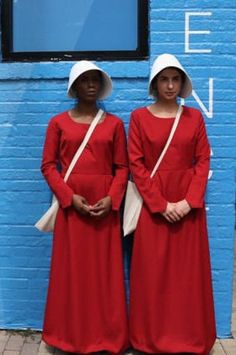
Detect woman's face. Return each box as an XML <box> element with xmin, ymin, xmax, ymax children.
<box><xmin>154</xmin><ymin>68</ymin><xmax>183</xmax><ymax>102</ymax></box>
<box><xmin>73</xmin><ymin>70</ymin><xmax>102</xmax><ymax>102</ymax></box>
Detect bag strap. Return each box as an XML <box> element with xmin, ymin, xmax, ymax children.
<box><xmin>150</xmin><ymin>105</ymin><xmax>183</xmax><ymax>178</ymax></box>
<box><xmin>64</xmin><ymin>108</ymin><xmax>104</xmax><ymax>182</ymax></box>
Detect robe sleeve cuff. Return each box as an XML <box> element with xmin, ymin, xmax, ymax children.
<box><xmin>108</xmin><ymin>193</ymin><xmax>120</xmax><ymax>212</ymax></box>
<box><xmin>57</xmin><ymin>190</ymin><xmax>74</xmax><ymax>209</ymax></box>
<box><xmin>185</xmin><ymin>195</ymin><xmax>204</xmax><ymax>209</ymax></box>
<box><xmin>146</xmin><ymin>199</ymin><xmax>168</xmax><ymax>214</ymax></box>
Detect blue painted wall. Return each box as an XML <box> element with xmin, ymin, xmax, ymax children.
<box><xmin>0</xmin><ymin>0</ymin><xmax>235</xmax><ymax>337</ymax></box>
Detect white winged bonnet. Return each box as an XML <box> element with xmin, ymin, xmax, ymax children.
<box><xmin>67</xmin><ymin>60</ymin><xmax>112</xmax><ymax>100</ymax></box>
<box><xmin>149</xmin><ymin>54</ymin><xmax>192</xmax><ymax>99</ymax></box>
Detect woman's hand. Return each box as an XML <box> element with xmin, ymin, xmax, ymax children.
<box><xmin>162</xmin><ymin>202</ymin><xmax>182</xmax><ymax>223</ymax></box>
<box><xmin>175</xmin><ymin>199</ymin><xmax>191</xmax><ymax>217</ymax></box>
<box><xmin>162</xmin><ymin>199</ymin><xmax>191</xmax><ymax>223</ymax></box>
<box><xmin>89</xmin><ymin>196</ymin><xmax>112</xmax><ymax>219</ymax></box>
<box><xmin>72</xmin><ymin>194</ymin><xmax>90</xmax><ymax>216</ymax></box>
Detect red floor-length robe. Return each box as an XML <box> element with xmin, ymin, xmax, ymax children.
<box><xmin>41</xmin><ymin>111</ymin><xmax>129</xmax><ymax>354</ymax></box>
<box><xmin>128</xmin><ymin>106</ymin><xmax>216</xmax><ymax>354</ymax></box>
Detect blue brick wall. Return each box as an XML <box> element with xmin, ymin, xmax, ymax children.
<box><xmin>0</xmin><ymin>0</ymin><xmax>235</xmax><ymax>337</ymax></box>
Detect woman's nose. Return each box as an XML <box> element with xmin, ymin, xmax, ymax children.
<box><xmin>168</xmin><ymin>80</ymin><xmax>173</xmax><ymax>88</ymax></box>
<box><xmin>88</xmin><ymin>79</ymin><xmax>94</xmax><ymax>87</ymax></box>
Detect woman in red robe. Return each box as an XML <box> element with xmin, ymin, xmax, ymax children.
<box><xmin>41</xmin><ymin>61</ymin><xmax>129</xmax><ymax>354</ymax></box>
<box><xmin>128</xmin><ymin>54</ymin><xmax>216</xmax><ymax>354</ymax></box>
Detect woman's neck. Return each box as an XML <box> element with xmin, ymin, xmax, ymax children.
<box><xmin>74</xmin><ymin>102</ymin><xmax>98</xmax><ymax>115</ymax></box>
<box><xmin>148</xmin><ymin>100</ymin><xmax>180</xmax><ymax>118</ymax></box>
<box><xmin>155</xmin><ymin>99</ymin><xmax>179</xmax><ymax>110</ymax></box>
<box><xmin>69</xmin><ymin>102</ymin><xmax>100</xmax><ymax>123</ymax></box>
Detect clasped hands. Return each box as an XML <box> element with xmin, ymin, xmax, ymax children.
<box><xmin>162</xmin><ymin>199</ymin><xmax>191</xmax><ymax>223</ymax></box>
<box><xmin>72</xmin><ymin>194</ymin><xmax>112</xmax><ymax>219</ymax></box>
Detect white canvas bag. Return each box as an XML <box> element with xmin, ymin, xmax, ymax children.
<box><xmin>35</xmin><ymin>109</ymin><xmax>104</xmax><ymax>233</ymax></box>
<box><xmin>123</xmin><ymin>105</ymin><xmax>183</xmax><ymax>236</ymax></box>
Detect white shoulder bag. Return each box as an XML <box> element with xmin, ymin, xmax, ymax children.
<box><xmin>123</xmin><ymin>105</ymin><xmax>183</xmax><ymax>236</ymax></box>
<box><xmin>35</xmin><ymin>109</ymin><xmax>104</xmax><ymax>233</ymax></box>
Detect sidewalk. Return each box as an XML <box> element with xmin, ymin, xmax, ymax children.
<box><xmin>0</xmin><ymin>255</ymin><xmax>236</xmax><ymax>355</ymax></box>
<box><xmin>0</xmin><ymin>326</ymin><xmax>236</xmax><ymax>355</ymax></box>
<box><xmin>0</xmin><ymin>330</ymin><xmax>236</xmax><ymax>355</ymax></box>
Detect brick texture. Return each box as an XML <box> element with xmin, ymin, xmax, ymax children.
<box><xmin>0</xmin><ymin>0</ymin><xmax>235</xmax><ymax>338</ymax></box>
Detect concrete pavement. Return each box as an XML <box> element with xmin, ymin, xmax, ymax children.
<box><xmin>0</xmin><ymin>329</ymin><xmax>236</xmax><ymax>355</ymax></box>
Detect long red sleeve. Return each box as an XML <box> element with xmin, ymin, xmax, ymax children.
<box><xmin>185</xmin><ymin>114</ymin><xmax>210</xmax><ymax>208</ymax></box>
<box><xmin>108</xmin><ymin>121</ymin><xmax>129</xmax><ymax>211</ymax></box>
<box><xmin>41</xmin><ymin>118</ymin><xmax>74</xmax><ymax>208</ymax></box>
<box><xmin>128</xmin><ymin>111</ymin><xmax>167</xmax><ymax>213</ymax></box>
